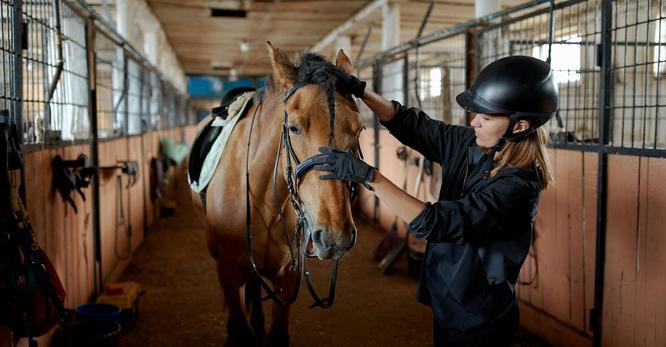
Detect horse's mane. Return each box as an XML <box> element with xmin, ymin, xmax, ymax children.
<box><xmin>263</xmin><ymin>52</ymin><xmax>347</xmax><ymax>144</ymax></box>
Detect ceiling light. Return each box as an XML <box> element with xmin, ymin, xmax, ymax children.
<box><xmin>240</xmin><ymin>40</ymin><xmax>250</xmax><ymax>53</ymax></box>
<box><xmin>209</xmin><ymin>0</ymin><xmax>247</xmax><ymax>18</ymax></box>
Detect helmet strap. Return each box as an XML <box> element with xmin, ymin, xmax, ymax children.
<box><xmin>501</xmin><ymin>118</ymin><xmax>537</xmax><ymax>142</ymax></box>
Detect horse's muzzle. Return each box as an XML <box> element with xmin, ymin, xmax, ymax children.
<box><xmin>309</xmin><ymin>227</ymin><xmax>356</xmax><ymax>260</ymax></box>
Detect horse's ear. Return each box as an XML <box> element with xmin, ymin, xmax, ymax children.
<box><xmin>266</xmin><ymin>41</ymin><xmax>296</xmax><ymax>90</ymax></box>
<box><xmin>335</xmin><ymin>49</ymin><xmax>353</xmax><ymax>74</ymax></box>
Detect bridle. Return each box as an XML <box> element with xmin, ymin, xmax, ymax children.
<box><xmin>244</xmin><ymin>82</ymin><xmax>360</xmax><ymax>309</ymax></box>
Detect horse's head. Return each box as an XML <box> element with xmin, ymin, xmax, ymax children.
<box><xmin>267</xmin><ymin>43</ymin><xmax>362</xmax><ymax>260</ymax></box>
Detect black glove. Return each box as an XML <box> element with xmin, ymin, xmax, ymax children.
<box><xmin>314</xmin><ymin>66</ymin><xmax>366</xmax><ymax>98</ymax></box>
<box><xmin>312</xmin><ymin>147</ymin><xmax>375</xmax><ymax>188</ymax></box>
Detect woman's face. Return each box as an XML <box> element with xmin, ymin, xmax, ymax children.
<box><xmin>470</xmin><ymin>113</ymin><xmax>510</xmax><ymax>148</ymax></box>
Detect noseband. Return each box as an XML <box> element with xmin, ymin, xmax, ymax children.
<box><xmin>244</xmin><ymin>82</ymin><xmax>360</xmax><ymax>309</ymax></box>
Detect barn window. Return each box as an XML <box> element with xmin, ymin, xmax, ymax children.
<box><xmin>532</xmin><ymin>35</ymin><xmax>582</xmax><ymax>84</ymax></box>
<box><xmin>418</xmin><ymin>67</ymin><xmax>442</xmax><ymax>99</ymax></box>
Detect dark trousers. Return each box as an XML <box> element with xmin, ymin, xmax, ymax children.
<box><xmin>433</xmin><ymin>302</ymin><xmax>519</xmax><ymax>347</ymax></box>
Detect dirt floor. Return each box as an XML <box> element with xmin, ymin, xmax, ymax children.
<box><xmin>116</xmin><ymin>182</ymin><xmax>550</xmax><ymax>347</ymax></box>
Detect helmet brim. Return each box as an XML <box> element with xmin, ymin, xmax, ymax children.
<box><xmin>456</xmin><ymin>90</ymin><xmax>510</xmax><ymax>115</ymax></box>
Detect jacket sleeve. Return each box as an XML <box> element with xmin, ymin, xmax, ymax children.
<box><xmin>381</xmin><ymin>101</ymin><xmax>473</xmax><ymax>164</ymax></box>
<box><xmin>407</xmin><ymin>176</ymin><xmax>539</xmax><ymax>244</ymax></box>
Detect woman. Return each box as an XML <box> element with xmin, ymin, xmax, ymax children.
<box><xmin>312</xmin><ymin>56</ymin><xmax>558</xmax><ymax>346</ymax></box>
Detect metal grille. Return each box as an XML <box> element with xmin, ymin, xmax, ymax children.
<box><xmin>95</xmin><ymin>29</ymin><xmax>125</xmax><ymax>138</ymax></box>
<box><xmin>407</xmin><ymin>34</ymin><xmax>467</xmax><ymax>125</ymax></box>
<box><xmin>477</xmin><ymin>0</ymin><xmax>602</xmax><ymax>146</ymax></box>
<box><xmin>163</xmin><ymin>85</ymin><xmax>175</xmax><ymax>129</ymax></box>
<box><xmin>127</xmin><ymin>57</ymin><xmax>142</xmax><ymax>135</ymax></box>
<box><xmin>140</xmin><ymin>65</ymin><xmax>151</xmax><ymax>132</ymax></box>
<box><xmin>2</xmin><ymin>0</ymin><xmax>191</xmax><ymax>145</ymax></box>
<box><xmin>1</xmin><ymin>0</ymin><xmax>19</xmax><ymax>120</ymax></box>
<box><xmin>610</xmin><ymin>0</ymin><xmax>666</xmax><ymax>150</ymax></box>
<box><xmin>380</xmin><ymin>57</ymin><xmax>406</xmax><ymax>105</ymax></box>
<box><xmin>19</xmin><ymin>0</ymin><xmax>54</xmax><ymax>144</ymax></box>
<box><xmin>148</xmin><ymin>70</ymin><xmax>161</xmax><ymax>130</ymax></box>
<box><xmin>20</xmin><ymin>0</ymin><xmax>89</xmax><ymax>144</ymax></box>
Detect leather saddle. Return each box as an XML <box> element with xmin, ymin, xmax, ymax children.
<box><xmin>188</xmin><ymin>86</ymin><xmax>256</xmax><ymax>185</ymax></box>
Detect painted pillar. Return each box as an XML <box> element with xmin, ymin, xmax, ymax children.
<box><xmin>382</xmin><ymin>1</ymin><xmax>400</xmax><ymax>50</ymax></box>
<box><xmin>381</xmin><ymin>1</ymin><xmax>403</xmax><ymax>102</ymax></box>
<box><xmin>116</xmin><ymin>0</ymin><xmax>129</xmax><ymax>37</ymax></box>
<box><xmin>475</xmin><ymin>0</ymin><xmax>501</xmax><ymax>18</ymax></box>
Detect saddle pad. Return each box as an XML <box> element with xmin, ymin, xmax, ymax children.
<box><xmin>188</xmin><ymin>91</ymin><xmax>255</xmax><ymax>193</ymax></box>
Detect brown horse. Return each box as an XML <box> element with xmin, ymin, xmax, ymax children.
<box><xmin>190</xmin><ymin>44</ymin><xmax>362</xmax><ymax>346</ymax></box>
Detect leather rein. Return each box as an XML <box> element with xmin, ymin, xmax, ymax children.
<box><xmin>244</xmin><ymin>82</ymin><xmax>357</xmax><ymax>309</ymax></box>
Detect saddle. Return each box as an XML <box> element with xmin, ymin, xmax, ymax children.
<box><xmin>188</xmin><ymin>87</ymin><xmax>256</xmax><ymax>207</ymax></box>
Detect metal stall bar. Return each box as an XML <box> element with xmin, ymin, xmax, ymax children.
<box><xmin>592</xmin><ymin>1</ymin><xmax>612</xmax><ymax>346</ymax></box>
<box><xmin>1</xmin><ymin>0</ymin><xmax>24</xmax><ymax>133</ymax></box>
<box><xmin>84</xmin><ymin>12</ymin><xmax>103</xmax><ymax>296</ymax></box>
<box><xmin>372</xmin><ymin>61</ymin><xmax>381</xmax><ymax>220</ymax></box>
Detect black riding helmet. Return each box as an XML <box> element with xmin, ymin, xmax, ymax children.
<box><xmin>456</xmin><ymin>56</ymin><xmax>559</xmax><ymax>142</ymax></box>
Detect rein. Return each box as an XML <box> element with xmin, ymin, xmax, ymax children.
<box><xmin>244</xmin><ymin>82</ymin><xmax>350</xmax><ymax>309</ymax></box>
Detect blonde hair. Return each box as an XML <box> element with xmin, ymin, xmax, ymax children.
<box><xmin>490</xmin><ymin>126</ymin><xmax>555</xmax><ymax>190</ymax></box>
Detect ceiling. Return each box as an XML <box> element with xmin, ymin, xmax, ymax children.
<box><xmin>145</xmin><ymin>0</ymin><xmax>535</xmax><ymax>77</ymax></box>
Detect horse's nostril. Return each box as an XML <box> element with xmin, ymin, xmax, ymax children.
<box><xmin>312</xmin><ymin>229</ymin><xmax>324</xmax><ymax>247</ymax></box>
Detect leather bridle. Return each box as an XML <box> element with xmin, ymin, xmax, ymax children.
<box><xmin>244</xmin><ymin>82</ymin><xmax>360</xmax><ymax>309</ymax></box>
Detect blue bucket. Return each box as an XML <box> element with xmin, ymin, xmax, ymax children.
<box><xmin>68</xmin><ymin>320</ymin><xmax>121</xmax><ymax>347</ymax></box>
<box><xmin>75</xmin><ymin>303</ymin><xmax>122</xmax><ymax>322</ymax></box>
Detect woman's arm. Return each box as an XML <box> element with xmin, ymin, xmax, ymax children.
<box><xmin>360</xmin><ymin>89</ymin><xmax>396</xmax><ymax>123</ymax></box>
<box><xmin>368</xmin><ymin>170</ymin><xmax>425</xmax><ymax>224</ymax></box>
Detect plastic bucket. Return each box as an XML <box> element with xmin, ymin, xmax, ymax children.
<box><xmin>75</xmin><ymin>303</ymin><xmax>122</xmax><ymax>322</ymax></box>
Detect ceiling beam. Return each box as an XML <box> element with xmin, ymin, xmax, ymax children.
<box><xmin>311</xmin><ymin>0</ymin><xmax>387</xmax><ymax>53</ymax></box>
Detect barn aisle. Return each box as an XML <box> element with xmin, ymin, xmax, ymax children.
<box><xmin>115</xmin><ymin>172</ymin><xmax>546</xmax><ymax>347</ymax></box>
<box><xmin>115</xmin><ymin>172</ymin><xmax>433</xmax><ymax>346</ymax></box>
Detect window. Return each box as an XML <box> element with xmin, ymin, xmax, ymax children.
<box><xmin>532</xmin><ymin>36</ymin><xmax>581</xmax><ymax>84</ymax></box>
<box><xmin>418</xmin><ymin>67</ymin><xmax>442</xmax><ymax>99</ymax></box>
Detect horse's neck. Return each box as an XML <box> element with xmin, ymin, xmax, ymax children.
<box><xmin>247</xmin><ymin>93</ymin><xmax>289</xmax><ymax>217</ymax></box>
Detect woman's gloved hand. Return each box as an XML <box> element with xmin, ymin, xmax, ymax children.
<box><xmin>312</xmin><ymin>147</ymin><xmax>375</xmax><ymax>188</ymax></box>
<box><xmin>314</xmin><ymin>66</ymin><xmax>366</xmax><ymax>98</ymax></box>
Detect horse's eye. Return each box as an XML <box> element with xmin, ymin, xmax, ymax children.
<box><xmin>289</xmin><ymin>125</ymin><xmax>301</xmax><ymax>134</ymax></box>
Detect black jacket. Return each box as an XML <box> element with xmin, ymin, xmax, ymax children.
<box><xmin>382</xmin><ymin>102</ymin><xmax>541</xmax><ymax>331</ymax></box>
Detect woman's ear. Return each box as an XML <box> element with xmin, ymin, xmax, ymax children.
<box><xmin>513</xmin><ymin>119</ymin><xmax>531</xmax><ymax>133</ymax></box>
